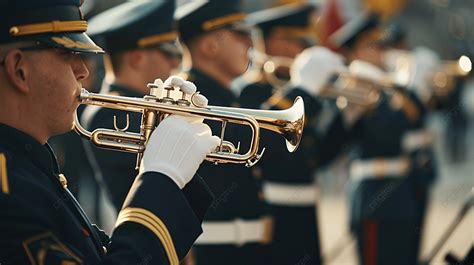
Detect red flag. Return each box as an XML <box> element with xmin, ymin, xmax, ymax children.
<box><xmin>319</xmin><ymin>0</ymin><xmax>345</xmax><ymax>50</ymax></box>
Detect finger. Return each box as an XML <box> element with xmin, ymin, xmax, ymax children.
<box><xmin>180</xmin><ymin>80</ymin><xmax>197</xmax><ymax>95</ymax></box>
<box><xmin>204</xmin><ymin>136</ymin><xmax>221</xmax><ymax>152</ymax></box>
<box><xmin>164</xmin><ymin>75</ymin><xmax>185</xmax><ymax>87</ymax></box>
<box><xmin>192</xmin><ymin>93</ymin><xmax>209</xmax><ymax>108</ymax></box>
<box><xmin>189</xmin><ymin>121</ymin><xmax>213</xmax><ymax>136</ymax></box>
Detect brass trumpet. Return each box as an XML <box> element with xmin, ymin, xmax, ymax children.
<box><xmin>254</xmin><ymin>51</ymin><xmax>390</xmax><ymax>110</ymax></box>
<box><xmin>431</xmin><ymin>55</ymin><xmax>472</xmax><ymax>97</ymax></box>
<box><xmin>250</xmin><ymin>49</ymin><xmax>293</xmax><ymax>90</ymax></box>
<box><xmin>319</xmin><ymin>72</ymin><xmax>399</xmax><ymax>110</ymax></box>
<box><xmin>387</xmin><ymin>50</ymin><xmax>472</xmax><ymax>99</ymax></box>
<box><xmin>74</xmin><ymin>86</ymin><xmax>305</xmax><ymax>168</ymax></box>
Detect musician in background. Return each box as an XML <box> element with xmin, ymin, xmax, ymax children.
<box><xmin>325</xmin><ymin>12</ymin><xmax>437</xmax><ymax>264</ymax></box>
<box><xmin>382</xmin><ymin>24</ymin><xmax>470</xmax><ymax>165</ymax></box>
<box><xmin>82</xmin><ymin>0</ymin><xmax>183</xmax><ymax>211</ymax></box>
<box><xmin>0</xmin><ymin>0</ymin><xmax>219</xmax><ymax>263</ymax></box>
<box><xmin>175</xmin><ymin>1</ymin><xmax>269</xmax><ymax>264</ymax></box>
<box><xmin>238</xmin><ymin>3</ymin><xmax>335</xmax><ymax>264</ymax></box>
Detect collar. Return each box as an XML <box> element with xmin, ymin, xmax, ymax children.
<box><xmin>0</xmin><ymin>123</ymin><xmax>60</xmax><ymax>176</ymax></box>
<box><xmin>188</xmin><ymin>68</ymin><xmax>239</xmax><ymax>107</ymax></box>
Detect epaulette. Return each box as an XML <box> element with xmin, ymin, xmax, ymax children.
<box><xmin>0</xmin><ymin>152</ymin><xmax>9</xmax><ymax>195</ymax></box>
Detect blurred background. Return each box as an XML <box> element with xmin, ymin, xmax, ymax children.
<box><xmin>56</xmin><ymin>0</ymin><xmax>473</xmax><ymax>264</ymax></box>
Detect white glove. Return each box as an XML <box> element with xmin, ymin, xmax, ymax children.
<box><xmin>140</xmin><ymin>79</ymin><xmax>219</xmax><ymax>189</ymax></box>
<box><xmin>348</xmin><ymin>60</ymin><xmax>388</xmax><ymax>83</ymax></box>
<box><xmin>290</xmin><ymin>46</ymin><xmax>346</xmax><ymax>96</ymax></box>
<box><xmin>140</xmin><ymin>115</ymin><xmax>220</xmax><ymax>189</ymax></box>
<box><xmin>164</xmin><ymin>75</ymin><xmax>197</xmax><ymax>95</ymax></box>
<box><xmin>410</xmin><ymin>46</ymin><xmax>440</xmax><ymax>90</ymax></box>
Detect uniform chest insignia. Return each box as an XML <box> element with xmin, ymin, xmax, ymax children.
<box><xmin>22</xmin><ymin>232</ymin><xmax>83</xmax><ymax>265</ymax></box>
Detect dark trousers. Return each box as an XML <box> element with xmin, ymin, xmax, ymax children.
<box><xmin>268</xmin><ymin>205</ymin><xmax>322</xmax><ymax>265</ymax></box>
<box><xmin>353</xmin><ymin>219</ymin><xmax>419</xmax><ymax>265</ymax></box>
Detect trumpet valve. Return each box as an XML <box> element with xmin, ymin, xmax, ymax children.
<box><xmin>176</xmin><ymin>98</ymin><xmax>191</xmax><ymax>106</ymax></box>
<box><xmin>176</xmin><ymin>80</ymin><xmax>197</xmax><ymax>106</ymax></box>
<box><xmin>147</xmin><ymin>78</ymin><xmax>164</xmax><ymax>97</ymax></box>
<box><xmin>161</xmin><ymin>86</ymin><xmax>175</xmax><ymax>104</ymax></box>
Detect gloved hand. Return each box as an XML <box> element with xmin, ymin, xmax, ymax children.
<box><xmin>140</xmin><ymin>78</ymin><xmax>219</xmax><ymax>189</ymax></box>
<box><xmin>348</xmin><ymin>60</ymin><xmax>388</xmax><ymax>83</ymax></box>
<box><xmin>164</xmin><ymin>75</ymin><xmax>197</xmax><ymax>95</ymax></box>
<box><xmin>140</xmin><ymin>115</ymin><xmax>220</xmax><ymax>189</ymax></box>
<box><xmin>410</xmin><ymin>47</ymin><xmax>440</xmax><ymax>97</ymax></box>
<box><xmin>290</xmin><ymin>46</ymin><xmax>346</xmax><ymax>96</ymax></box>
<box><xmin>148</xmin><ymin>75</ymin><xmax>197</xmax><ymax>100</ymax></box>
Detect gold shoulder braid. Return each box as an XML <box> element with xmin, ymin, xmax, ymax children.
<box><xmin>0</xmin><ymin>153</ymin><xmax>9</xmax><ymax>194</ymax></box>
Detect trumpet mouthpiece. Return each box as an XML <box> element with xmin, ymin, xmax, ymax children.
<box><xmin>80</xmin><ymin>88</ymin><xmax>90</xmax><ymax>100</ymax></box>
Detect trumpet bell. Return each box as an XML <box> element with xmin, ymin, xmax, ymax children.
<box><xmin>209</xmin><ymin>96</ymin><xmax>305</xmax><ymax>153</ymax></box>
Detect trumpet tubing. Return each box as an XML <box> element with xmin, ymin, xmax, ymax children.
<box><xmin>320</xmin><ymin>73</ymin><xmax>390</xmax><ymax>109</ymax></box>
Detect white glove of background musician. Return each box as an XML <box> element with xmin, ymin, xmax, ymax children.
<box><xmin>139</xmin><ymin>76</ymin><xmax>220</xmax><ymax>189</ymax></box>
<box><xmin>290</xmin><ymin>46</ymin><xmax>346</xmax><ymax>96</ymax></box>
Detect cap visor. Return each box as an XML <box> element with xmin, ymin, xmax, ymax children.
<box><xmin>36</xmin><ymin>32</ymin><xmax>105</xmax><ymax>54</ymax></box>
<box><xmin>155</xmin><ymin>42</ymin><xmax>182</xmax><ymax>58</ymax></box>
<box><xmin>228</xmin><ymin>22</ymin><xmax>254</xmax><ymax>36</ymax></box>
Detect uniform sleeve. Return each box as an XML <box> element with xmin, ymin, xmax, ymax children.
<box><xmin>0</xmin><ymin>172</ymin><xmax>213</xmax><ymax>265</ymax></box>
<box><xmin>104</xmin><ymin>172</ymin><xmax>212</xmax><ymax>265</ymax></box>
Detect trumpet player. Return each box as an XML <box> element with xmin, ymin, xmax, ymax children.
<box><xmin>175</xmin><ymin>1</ymin><xmax>269</xmax><ymax>264</ymax></box>
<box><xmin>238</xmin><ymin>3</ymin><xmax>336</xmax><ymax>265</ymax></box>
<box><xmin>326</xmin><ymin>11</ymin><xmax>437</xmax><ymax>265</ymax></box>
<box><xmin>81</xmin><ymin>0</ymin><xmax>183</xmax><ymax>211</ymax></box>
<box><xmin>382</xmin><ymin>25</ymin><xmax>471</xmax><ymax>164</ymax></box>
<box><xmin>0</xmin><ymin>0</ymin><xmax>220</xmax><ymax>264</ymax></box>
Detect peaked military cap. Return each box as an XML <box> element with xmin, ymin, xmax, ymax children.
<box><xmin>329</xmin><ymin>11</ymin><xmax>380</xmax><ymax>49</ymax></box>
<box><xmin>248</xmin><ymin>3</ymin><xmax>317</xmax><ymax>38</ymax></box>
<box><xmin>87</xmin><ymin>0</ymin><xmax>180</xmax><ymax>56</ymax></box>
<box><xmin>175</xmin><ymin>0</ymin><xmax>252</xmax><ymax>43</ymax></box>
<box><xmin>378</xmin><ymin>22</ymin><xmax>406</xmax><ymax>47</ymax></box>
<box><xmin>0</xmin><ymin>0</ymin><xmax>104</xmax><ymax>54</ymax></box>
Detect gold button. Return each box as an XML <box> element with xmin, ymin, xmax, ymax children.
<box><xmin>252</xmin><ymin>167</ymin><xmax>262</xmax><ymax>178</ymax></box>
<box><xmin>9</xmin><ymin>27</ymin><xmax>19</xmax><ymax>36</ymax></box>
<box><xmin>58</xmin><ymin>174</ymin><xmax>68</xmax><ymax>188</ymax></box>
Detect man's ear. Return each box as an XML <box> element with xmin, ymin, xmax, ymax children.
<box><xmin>199</xmin><ymin>34</ymin><xmax>219</xmax><ymax>59</ymax></box>
<box><xmin>4</xmin><ymin>49</ymin><xmax>30</xmax><ymax>93</ymax></box>
<box><xmin>128</xmin><ymin>49</ymin><xmax>146</xmax><ymax>70</ymax></box>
